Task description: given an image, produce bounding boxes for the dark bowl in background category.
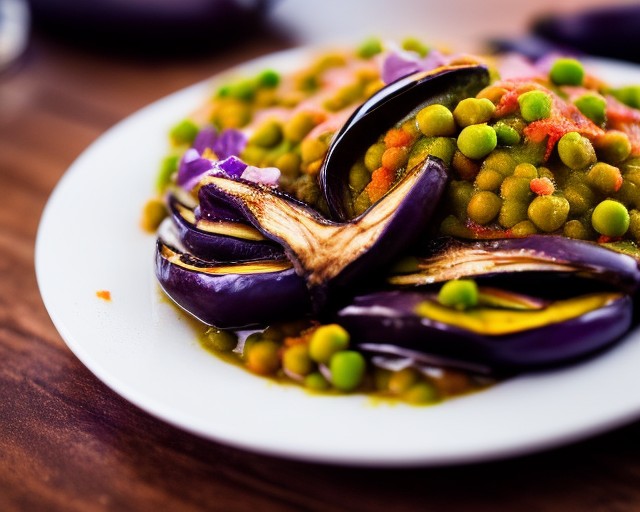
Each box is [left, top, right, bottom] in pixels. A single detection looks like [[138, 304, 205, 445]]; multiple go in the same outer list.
[[28, 0, 274, 56]]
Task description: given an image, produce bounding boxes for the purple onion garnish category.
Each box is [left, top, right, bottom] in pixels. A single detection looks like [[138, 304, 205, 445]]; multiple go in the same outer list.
[[176, 149, 214, 190]]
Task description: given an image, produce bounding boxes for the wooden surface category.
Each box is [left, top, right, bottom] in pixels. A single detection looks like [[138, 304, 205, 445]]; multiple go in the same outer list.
[[3, 31, 640, 512]]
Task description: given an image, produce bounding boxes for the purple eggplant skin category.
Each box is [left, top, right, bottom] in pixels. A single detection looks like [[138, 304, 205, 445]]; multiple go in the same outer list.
[[336, 290, 633, 371], [168, 195, 284, 262], [198, 156, 449, 296], [155, 240, 311, 329], [394, 235, 640, 294], [320, 64, 490, 220]]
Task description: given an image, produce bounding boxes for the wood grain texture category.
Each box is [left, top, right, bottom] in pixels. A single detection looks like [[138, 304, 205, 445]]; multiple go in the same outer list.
[[2, 34, 640, 512]]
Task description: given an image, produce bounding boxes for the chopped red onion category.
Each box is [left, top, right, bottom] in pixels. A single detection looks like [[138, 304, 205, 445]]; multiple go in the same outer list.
[[177, 148, 214, 190], [193, 125, 218, 154], [381, 48, 446, 84], [213, 129, 247, 159], [217, 155, 247, 178], [381, 50, 422, 84], [498, 53, 543, 80], [240, 165, 281, 185]]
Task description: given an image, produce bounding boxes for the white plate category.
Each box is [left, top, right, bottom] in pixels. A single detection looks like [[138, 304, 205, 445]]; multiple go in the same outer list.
[[36, 49, 640, 467]]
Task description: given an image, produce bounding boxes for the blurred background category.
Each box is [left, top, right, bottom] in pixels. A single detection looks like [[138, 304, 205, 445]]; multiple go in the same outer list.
[[2, 0, 640, 67]]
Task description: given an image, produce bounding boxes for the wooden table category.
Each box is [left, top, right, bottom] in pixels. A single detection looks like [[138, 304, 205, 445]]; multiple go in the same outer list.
[[3, 31, 640, 512]]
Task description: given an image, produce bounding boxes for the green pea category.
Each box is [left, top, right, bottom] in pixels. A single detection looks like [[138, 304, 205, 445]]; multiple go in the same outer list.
[[439, 215, 473, 238], [457, 124, 497, 159], [364, 142, 386, 172], [349, 160, 371, 194], [249, 120, 283, 147], [475, 168, 503, 191], [262, 324, 284, 341], [513, 163, 538, 179], [330, 351, 366, 391], [425, 137, 456, 166], [295, 174, 322, 204], [282, 344, 314, 376], [499, 200, 529, 228], [610, 85, 640, 109], [309, 324, 350, 364], [409, 137, 455, 170], [625, 168, 640, 188], [140, 198, 167, 233], [156, 154, 179, 192], [586, 162, 623, 194], [353, 190, 372, 216], [448, 180, 474, 219], [467, 190, 502, 225], [313, 53, 347, 72], [557, 132, 596, 170], [482, 150, 517, 176], [452, 150, 481, 181], [170, 119, 199, 145], [203, 328, 238, 352], [402, 37, 429, 57], [229, 79, 257, 101], [416, 104, 456, 137], [388, 368, 420, 394], [518, 90, 552, 122], [574, 93, 606, 125], [283, 111, 317, 143], [357, 37, 383, 59], [373, 368, 392, 391], [240, 145, 267, 166], [275, 152, 302, 178], [214, 101, 252, 129], [500, 176, 532, 202], [257, 69, 280, 88], [438, 279, 479, 310], [402, 382, 439, 405], [537, 166, 555, 181], [494, 122, 521, 146], [592, 199, 630, 237], [300, 137, 328, 163], [510, 220, 537, 237], [595, 131, 632, 163], [616, 180, 640, 210], [453, 98, 496, 128], [304, 372, 330, 391], [550, 58, 585, 86], [246, 340, 280, 375], [528, 195, 570, 232], [629, 210, 640, 241], [325, 82, 364, 112], [564, 178, 595, 215], [563, 219, 591, 240]]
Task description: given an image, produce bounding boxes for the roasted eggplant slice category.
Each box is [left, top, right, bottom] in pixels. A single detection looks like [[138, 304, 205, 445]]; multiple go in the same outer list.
[[198, 156, 448, 296], [320, 65, 490, 220], [336, 289, 632, 371], [168, 195, 284, 261], [390, 236, 640, 294], [155, 240, 311, 328]]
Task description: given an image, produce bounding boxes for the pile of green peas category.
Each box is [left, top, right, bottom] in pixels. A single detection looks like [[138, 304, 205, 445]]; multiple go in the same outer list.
[[201, 322, 481, 404], [350, 57, 640, 242]]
